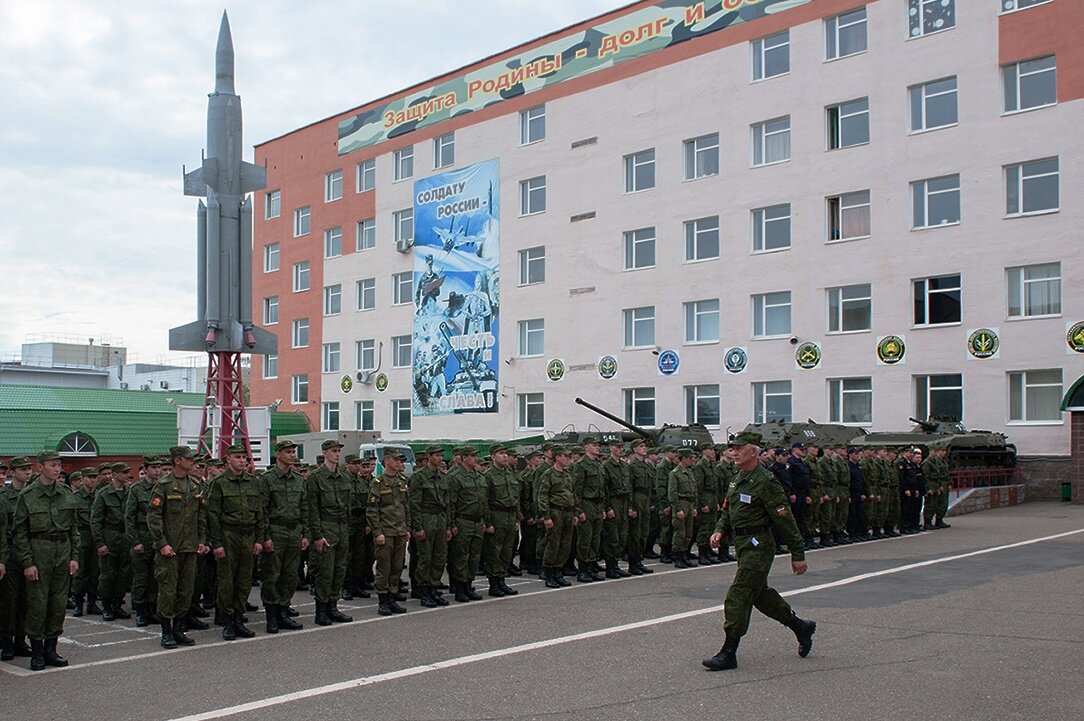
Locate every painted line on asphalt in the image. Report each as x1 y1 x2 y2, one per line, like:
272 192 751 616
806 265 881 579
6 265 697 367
156 527 1084 721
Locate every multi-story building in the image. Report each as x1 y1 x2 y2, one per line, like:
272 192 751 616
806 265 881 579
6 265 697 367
252 0 1082 456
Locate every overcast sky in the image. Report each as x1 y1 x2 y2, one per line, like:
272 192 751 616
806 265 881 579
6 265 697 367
0 0 625 362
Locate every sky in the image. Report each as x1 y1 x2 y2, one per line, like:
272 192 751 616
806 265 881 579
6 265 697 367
0 0 625 363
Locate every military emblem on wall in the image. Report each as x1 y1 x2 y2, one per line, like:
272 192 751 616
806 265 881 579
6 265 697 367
1067 321 1084 354
375 373 389 392
724 347 748 374
340 375 353 393
795 342 821 370
597 355 618 380
657 349 680 376
876 335 906 365
967 328 1000 360
546 358 566 382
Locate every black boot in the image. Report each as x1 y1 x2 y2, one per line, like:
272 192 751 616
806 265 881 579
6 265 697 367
278 606 303 630
378 593 393 616
453 581 471 602
432 586 449 606
12 635 31 657
420 586 440 608
698 552 713 566
221 613 237 641
43 638 68 667
1 636 14 661
673 549 690 569
488 577 506 597
544 568 561 589
172 617 195 646
233 612 256 638
340 585 354 601
628 558 644 575
184 611 209 630
112 597 131 619
702 634 740 671
786 614 817 657
101 597 116 622
936 518 951 529
464 584 482 601
284 605 300 617
135 602 148 627
498 578 518 596
604 559 622 579
659 545 672 563
328 600 354 623
146 604 160 624
29 639 45 671
576 561 594 584
86 593 103 615
73 594 85 618
245 600 258 612
387 596 407 614
637 560 654 574
314 600 333 626
265 605 279 634
160 619 178 649
189 603 210 618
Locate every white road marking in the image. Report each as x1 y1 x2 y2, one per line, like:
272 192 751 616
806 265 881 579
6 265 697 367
155 527 1084 721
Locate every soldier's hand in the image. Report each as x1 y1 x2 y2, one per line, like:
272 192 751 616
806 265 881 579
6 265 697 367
415 529 426 541
805 497 813 505
663 507 671 518
702 505 711 513
792 560 808 575
134 544 144 554
375 534 386 546
676 510 685 521
450 526 459 537
628 509 637 519
526 518 535 526
24 565 39 582
160 544 176 557
709 533 722 549
822 495 830 503
0 562 4 580
445 530 453 541
300 537 309 551
578 512 587 522
264 539 275 553
213 547 226 560
69 561 79 576
485 525 495 534
605 509 615 520
544 518 554 529
788 495 796 504
571 516 579 527
97 545 109 557
861 495 867 501
315 538 329 553
904 490 912 497
197 544 210 555
252 543 263 556
692 509 698 517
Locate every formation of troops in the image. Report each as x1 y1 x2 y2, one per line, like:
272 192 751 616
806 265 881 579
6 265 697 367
0 434 954 671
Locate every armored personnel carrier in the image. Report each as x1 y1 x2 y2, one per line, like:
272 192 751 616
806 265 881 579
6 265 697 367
739 419 866 449
849 417 1016 468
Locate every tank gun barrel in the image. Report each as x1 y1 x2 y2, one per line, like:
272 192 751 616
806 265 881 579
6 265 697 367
908 416 940 431
574 397 655 442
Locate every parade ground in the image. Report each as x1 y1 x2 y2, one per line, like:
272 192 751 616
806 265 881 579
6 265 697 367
5 502 1082 721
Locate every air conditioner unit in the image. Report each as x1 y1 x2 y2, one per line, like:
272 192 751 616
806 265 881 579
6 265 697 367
120 382 129 390
159 380 170 389
356 371 374 384
395 239 412 254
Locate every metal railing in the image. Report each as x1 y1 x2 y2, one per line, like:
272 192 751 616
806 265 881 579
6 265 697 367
950 467 1020 491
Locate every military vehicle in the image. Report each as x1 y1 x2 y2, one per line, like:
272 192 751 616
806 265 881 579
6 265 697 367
848 417 1017 468
739 419 867 449
573 397 716 448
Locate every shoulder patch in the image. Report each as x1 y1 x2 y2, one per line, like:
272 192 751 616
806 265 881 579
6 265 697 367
776 505 789 517
151 496 162 507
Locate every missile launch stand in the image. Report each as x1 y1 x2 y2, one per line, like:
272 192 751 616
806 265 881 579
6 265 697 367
196 351 252 459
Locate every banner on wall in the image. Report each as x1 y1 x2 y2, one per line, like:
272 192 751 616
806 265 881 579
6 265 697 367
337 0 814 155
411 159 500 416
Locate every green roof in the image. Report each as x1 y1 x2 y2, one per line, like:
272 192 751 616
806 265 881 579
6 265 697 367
0 385 310 456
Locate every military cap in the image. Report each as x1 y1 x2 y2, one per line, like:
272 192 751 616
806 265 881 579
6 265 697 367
69 471 83 481
344 454 361 464
676 448 696 459
540 442 554 452
274 440 297 452
0 460 8 469
321 439 344 451
195 454 209 464
460 446 478 456
728 431 763 447
581 436 600 445
169 445 195 460
506 447 519 457
551 445 571 457
315 455 324 465
142 454 159 465
37 450 60 463
425 445 445 456
98 462 114 472
9 456 33 469
791 442 804 450
488 444 507 455
606 438 623 447
630 437 648 448
154 456 171 466
570 445 584 455
774 446 787 455
415 450 429 458
525 449 542 459
224 443 246 456
846 446 860 454
82 465 99 476
384 448 405 460
112 462 131 473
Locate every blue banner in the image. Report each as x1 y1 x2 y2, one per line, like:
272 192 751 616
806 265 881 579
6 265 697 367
411 159 500 416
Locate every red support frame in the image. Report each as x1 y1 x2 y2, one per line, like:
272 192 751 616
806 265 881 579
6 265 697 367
197 351 252 460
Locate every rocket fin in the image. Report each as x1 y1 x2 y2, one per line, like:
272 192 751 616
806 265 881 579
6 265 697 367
240 161 267 194
245 325 278 355
169 320 215 352
183 166 206 196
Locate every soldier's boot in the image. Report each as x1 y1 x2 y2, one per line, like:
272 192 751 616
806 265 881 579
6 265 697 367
221 613 237 641
507 563 522 577
628 559 644 575
112 597 131 619
536 566 547 580
214 608 226 627
587 563 604 582
785 614 817 658
277 606 303 630
135 603 149 627
922 521 932 531
615 560 631 577
673 550 690 569
160 620 178 649
576 561 594 584
555 567 571 587
43 638 69 668
245 600 258 612
265 605 279 634
487 577 507 598
86 593 103 615
702 634 740 671
604 559 622 580
73 594 85 617
101 598 116 622
464 584 483 601
387 596 407 614
189 603 210 618
419 586 440 608
12 635 32 657
498 578 518 596
29 639 46 671
328 601 354 623
184 611 209 630
936 518 951 529
637 560 654 574
544 568 562 589
410 584 424 600
172 617 195 646
353 578 371 599
432 586 450 606
314 600 333 627
67 594 76 610
697 552 713 566
643 545 660 559
146 605 160 624
340 585 354 601
0 637 14 661
719 547 735 563
233 612 256 638
377 593 393 616
659 545 673 563
452 581 470 602
284 604 300 617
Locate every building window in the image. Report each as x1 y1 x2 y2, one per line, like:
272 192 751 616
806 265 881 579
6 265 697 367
684 299 720 344
392 272 413 306
827 190 871 242
1006 157 1059 216
324 227 342 259
753 291 792 337
357 218 376 251
908 0 955 38
910 76 958 132
391 335 412 368
623 306 656 348
323 343 340 373
825 7 867 60
1003 55 1056 113
323 284 342 316
518 246 545 285
356 339 376 371
752 116 791 166
262 296 278 325
914 274 962 326
321 402 340 431
393 146 414 181
324 170 342 202
1008 369 1062 423
355 400 374 431
623 387 656 428
262 354 278 380
827 98 870 149
291 318 309 348
827 284 872 333
394 208 414 245
829 378 873 424
292 261 310 292
1001 0 1053 13
912 174 960 228
263 243 279 273
753 381 792 423
520 105 546 145
517 393 545 430
683 133 719 180
684 216 720 261
752 204 791 252
624 149 656 192
518 319 545 357
391 399 411 432
685 385 721 426
623 227 656 270
356 277 376 311
293 206 310 237
751 30 789 81
520 176 546 215
265 190 281 219
291 374 308 404
356 158 375 193
1007 263 1061 318
915 374 963 420
433 132 455 169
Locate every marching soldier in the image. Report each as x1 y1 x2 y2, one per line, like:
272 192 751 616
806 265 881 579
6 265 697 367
91 463 132 621
259 440 307 633
1 456 33 660
307 439 354 626
483 445 520 597
125 455 162 627
368 449 411 615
